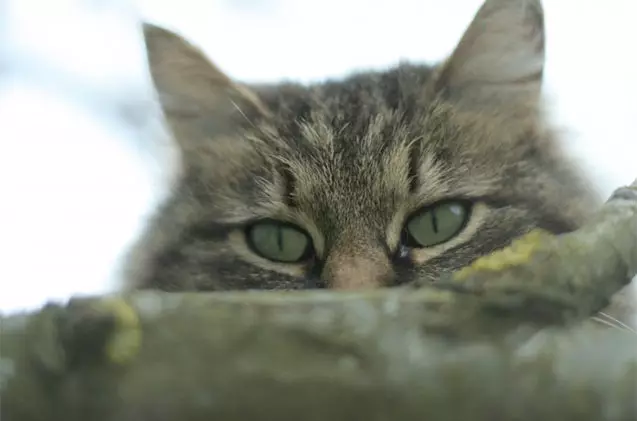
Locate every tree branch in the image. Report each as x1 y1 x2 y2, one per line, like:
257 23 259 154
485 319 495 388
2 180 637 420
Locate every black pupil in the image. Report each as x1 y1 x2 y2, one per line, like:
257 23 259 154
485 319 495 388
276 226 284 251
430 208 439 233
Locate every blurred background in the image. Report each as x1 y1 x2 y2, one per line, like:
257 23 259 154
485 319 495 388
1 0 635 312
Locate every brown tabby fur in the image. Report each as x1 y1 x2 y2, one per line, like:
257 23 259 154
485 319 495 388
126 0 622 316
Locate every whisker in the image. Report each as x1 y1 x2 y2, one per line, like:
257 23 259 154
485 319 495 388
590 316 625 331
230 99 259 131
591 315 636 335
596 311 637 335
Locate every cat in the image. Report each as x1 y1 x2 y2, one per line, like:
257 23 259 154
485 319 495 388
126 0 635 328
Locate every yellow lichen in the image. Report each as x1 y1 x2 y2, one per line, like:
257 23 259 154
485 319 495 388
96 298 142 365
453 229 552 281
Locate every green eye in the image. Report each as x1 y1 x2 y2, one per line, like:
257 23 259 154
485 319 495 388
246 220 313 263
405 201 471 248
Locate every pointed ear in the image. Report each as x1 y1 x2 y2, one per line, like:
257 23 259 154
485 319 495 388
142 23 267 121
433 0 545 106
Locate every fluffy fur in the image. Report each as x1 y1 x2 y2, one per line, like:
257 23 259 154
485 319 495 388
125 0 605 295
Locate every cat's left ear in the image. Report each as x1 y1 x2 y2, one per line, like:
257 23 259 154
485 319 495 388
142 23 269 129
432 0 545 107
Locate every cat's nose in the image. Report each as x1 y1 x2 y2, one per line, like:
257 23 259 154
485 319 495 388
322 253 393 290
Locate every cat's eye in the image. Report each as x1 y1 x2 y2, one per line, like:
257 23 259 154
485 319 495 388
245 220 313 263
404 200 471 248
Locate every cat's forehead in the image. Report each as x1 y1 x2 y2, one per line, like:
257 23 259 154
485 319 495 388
230 64 545 228
250 65 432 182
254 64 432 140
262 109 416 225
238 75 426 230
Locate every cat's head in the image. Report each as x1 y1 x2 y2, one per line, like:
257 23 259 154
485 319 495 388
127 0 598 291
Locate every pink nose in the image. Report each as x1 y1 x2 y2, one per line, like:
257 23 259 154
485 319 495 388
322 254 392 290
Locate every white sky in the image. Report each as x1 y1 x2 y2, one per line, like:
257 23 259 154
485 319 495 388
1 0 635 314
0 0 177 313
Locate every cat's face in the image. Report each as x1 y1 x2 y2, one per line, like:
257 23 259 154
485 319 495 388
127 0 599 291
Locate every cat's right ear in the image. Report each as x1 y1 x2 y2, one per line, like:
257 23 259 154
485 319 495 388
142 23 268 122
430 0 545 109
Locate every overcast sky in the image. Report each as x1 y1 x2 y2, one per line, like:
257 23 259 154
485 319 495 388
1 0 635 313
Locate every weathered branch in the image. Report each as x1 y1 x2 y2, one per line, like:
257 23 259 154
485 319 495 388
1 180 637 420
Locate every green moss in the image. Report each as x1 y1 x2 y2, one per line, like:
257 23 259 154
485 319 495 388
453 229 552 281
96 298 142 365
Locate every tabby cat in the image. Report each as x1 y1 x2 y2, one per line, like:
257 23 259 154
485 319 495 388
126 0 625 319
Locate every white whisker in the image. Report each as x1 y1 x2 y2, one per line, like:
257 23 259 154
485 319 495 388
230 99 257 130
596 312 637 335
591 316 621 330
